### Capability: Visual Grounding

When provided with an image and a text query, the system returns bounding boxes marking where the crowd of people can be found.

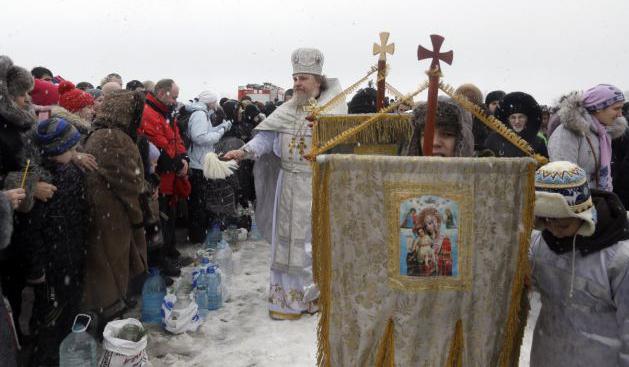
[0,48,628,366]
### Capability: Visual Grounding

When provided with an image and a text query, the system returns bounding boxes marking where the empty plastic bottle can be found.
[215,239,233,277]
[249,214,262,241]
[141,268,167,324]
[59,314,97,367]
[207,265,223,310]
[206,222,222,252]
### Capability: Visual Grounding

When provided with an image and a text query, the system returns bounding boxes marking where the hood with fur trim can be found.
[557,91,627,139]
[93,90,145,138]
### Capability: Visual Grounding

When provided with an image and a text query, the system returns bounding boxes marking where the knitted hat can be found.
[58,81,94,113]
[86,88,103,100]
[197,90,219,105]
[534,161,597,236]
[485,90,505,106]
[291,48,324,75]
[582,84,625,112]
[6,64,34,98]
[35,117,81,157]
[30,78,59,106]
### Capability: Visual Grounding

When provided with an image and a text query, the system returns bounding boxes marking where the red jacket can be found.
[138,93,190,198]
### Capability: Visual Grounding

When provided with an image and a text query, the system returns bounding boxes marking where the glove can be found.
[221,120,232,132]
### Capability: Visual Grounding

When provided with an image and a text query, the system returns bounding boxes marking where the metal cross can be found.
[417,34,453,71]
[303,98,319,121]
[372,32,395,61]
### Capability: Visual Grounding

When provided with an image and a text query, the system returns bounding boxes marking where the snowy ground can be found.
[126,237,538,367]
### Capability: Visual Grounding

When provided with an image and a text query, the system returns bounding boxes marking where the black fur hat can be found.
[222,99,240,121]
[348,87,377,114]
[485,90,506,106]
[495,92,541,128]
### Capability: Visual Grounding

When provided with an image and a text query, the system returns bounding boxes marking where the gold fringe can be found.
[313,114,413,147]
[439,82,548,165]
[313,161,333,367]
[497,161,536,366]
[375,318,395,367]
[445,319,464,367]
[306,82,429,159]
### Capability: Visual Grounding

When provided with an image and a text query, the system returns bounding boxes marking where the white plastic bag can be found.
[161,293,201,334]
[98,318,149,367]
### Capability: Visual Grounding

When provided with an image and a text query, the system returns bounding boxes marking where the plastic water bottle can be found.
[215,239,233,277]
[59,314,97,367]
[207,265,223,310]
[249,214,262,241]
[195,269,209,318]
[141,268,167,324]
[206,223,222,252]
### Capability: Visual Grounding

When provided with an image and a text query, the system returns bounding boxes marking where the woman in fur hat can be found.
[484,91,548,158]
[548,84,627,192]
[529,161,629,366]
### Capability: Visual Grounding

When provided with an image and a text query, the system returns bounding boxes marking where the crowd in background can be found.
[0,53,628,366]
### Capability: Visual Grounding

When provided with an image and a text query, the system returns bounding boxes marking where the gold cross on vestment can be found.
[373,32,395,61]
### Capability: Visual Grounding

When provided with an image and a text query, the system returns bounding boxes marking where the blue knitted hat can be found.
[35,117,81,157]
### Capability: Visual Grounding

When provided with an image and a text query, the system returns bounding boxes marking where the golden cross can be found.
[303,97,319,121]
[372,32,395,61]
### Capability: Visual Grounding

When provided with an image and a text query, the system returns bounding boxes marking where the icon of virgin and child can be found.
[401,199,456,277]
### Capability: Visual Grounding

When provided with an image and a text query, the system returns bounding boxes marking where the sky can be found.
[1,0,628,106]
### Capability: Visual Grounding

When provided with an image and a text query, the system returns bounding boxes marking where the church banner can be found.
[312,155,535,367]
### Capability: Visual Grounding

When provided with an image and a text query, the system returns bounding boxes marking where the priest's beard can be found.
[287,90,315,108]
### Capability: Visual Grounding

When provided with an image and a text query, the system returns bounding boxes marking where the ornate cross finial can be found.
[373,32,395,61]
[303,97,319,121]
[417,34,453,71]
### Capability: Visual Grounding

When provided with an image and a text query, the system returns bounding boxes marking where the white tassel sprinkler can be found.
[203,152,238,179]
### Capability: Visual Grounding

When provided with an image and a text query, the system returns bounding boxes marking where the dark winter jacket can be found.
[613,130,629,209]
[21,161,87,292]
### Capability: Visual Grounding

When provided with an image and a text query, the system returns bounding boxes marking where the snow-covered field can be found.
[133,238,538,367]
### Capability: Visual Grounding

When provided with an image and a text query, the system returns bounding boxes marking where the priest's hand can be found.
[222,149,245,162]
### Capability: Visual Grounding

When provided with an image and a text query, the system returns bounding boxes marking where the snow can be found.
[127,237,537,367]
[127,239,318,367]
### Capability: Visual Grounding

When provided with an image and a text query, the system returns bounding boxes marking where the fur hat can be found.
[6,64,34,98]
[496,92,541,128]
[59,81,94,113]
[222,99,240,121]
[348,87,377,114]
[291,48,324,75]
[485,90,505,106]
[534,161,597,236]
[35,117,81,156]
[244,103,264,124]
[455,83,483,106]
[30,78,59,106]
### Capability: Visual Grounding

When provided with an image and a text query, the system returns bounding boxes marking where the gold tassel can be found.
[313,114,413,148]
[375,318,395,367]
[445,319,464,367]
[314,161,333,367]
[307,81,429,159]
[497,162,536,366]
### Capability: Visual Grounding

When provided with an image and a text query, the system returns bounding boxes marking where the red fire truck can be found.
[237,82,285,103]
